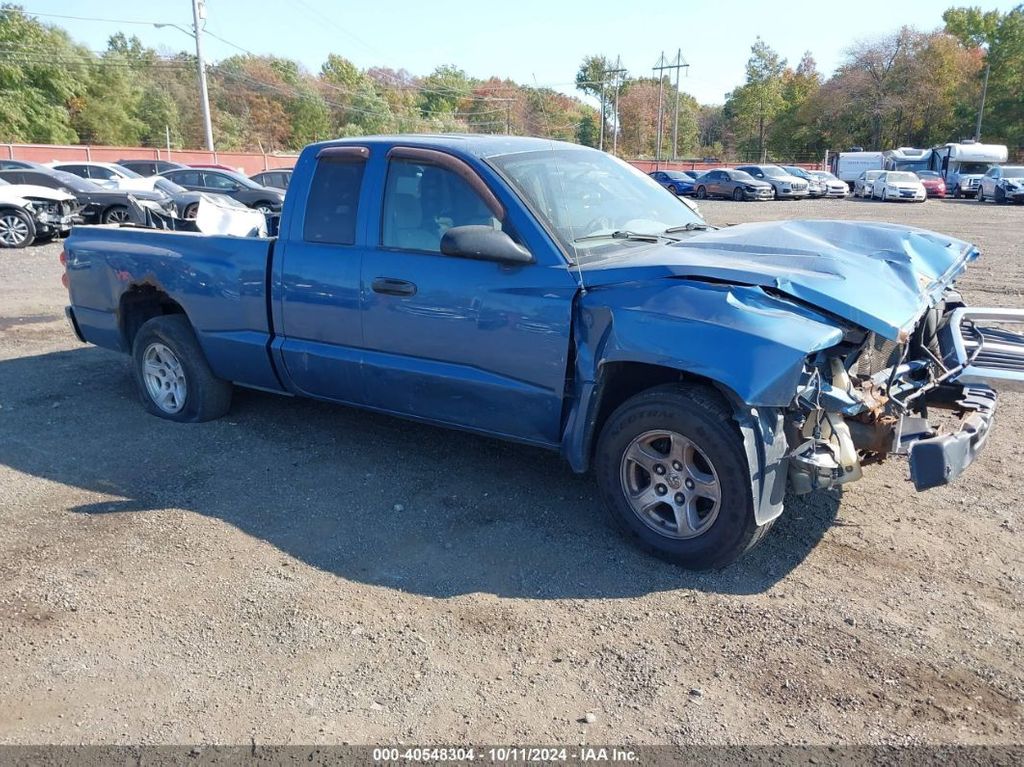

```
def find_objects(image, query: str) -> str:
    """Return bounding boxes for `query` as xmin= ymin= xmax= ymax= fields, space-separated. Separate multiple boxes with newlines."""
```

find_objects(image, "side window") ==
xmin=172 ymin=170 xmax=201 ymax=186
xmin=58 ymin=164 xmax=85 ymax=177
xmin=303 ymin=157 xmax=366 ymax=245
xmin=91 ymin=166 xmax=116 ymax=180
xmin=202 ymin=172 xmax=237 ymax=190
xmin=381 ymin=158 xmax=501 ymax=254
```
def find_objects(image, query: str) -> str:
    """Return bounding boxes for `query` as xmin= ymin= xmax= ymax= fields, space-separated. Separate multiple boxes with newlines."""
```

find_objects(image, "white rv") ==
xmin=830 ymin=151 xmax=885 ymax=187
xmin=930 ymin=141 xmax=1008 ymax=198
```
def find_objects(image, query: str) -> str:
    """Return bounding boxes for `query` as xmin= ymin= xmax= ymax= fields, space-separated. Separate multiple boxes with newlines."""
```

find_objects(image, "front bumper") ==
xmin=775 ymin=188 xmax=809 ymax=198
xmin=908 ymin=386 xmax=996 ymax=490
xmin=743 ymin=188 xmax=774 ymax=200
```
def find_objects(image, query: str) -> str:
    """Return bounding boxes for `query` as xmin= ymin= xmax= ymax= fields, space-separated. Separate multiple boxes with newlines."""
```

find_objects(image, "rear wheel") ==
xmin=595 ymin=384 xmax=771 ymax=569
xmin=732 ymin=187 xmax=744 ymax=201
xmin=131 ymin=315 xmax=232 ymax=423
xmin=0 ymin=208 xmax=35 ymax=248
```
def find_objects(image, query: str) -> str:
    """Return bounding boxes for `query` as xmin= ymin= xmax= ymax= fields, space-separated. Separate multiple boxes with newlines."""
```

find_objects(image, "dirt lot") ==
xmin=0 ymin=197 xmax=1022 ymax=746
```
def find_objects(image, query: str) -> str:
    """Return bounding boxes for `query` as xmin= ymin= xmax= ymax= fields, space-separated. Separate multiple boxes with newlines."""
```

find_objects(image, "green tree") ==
xmin=418 ymin=64 xmax=474 ymax=116
xmin=726 ymin=37 xmax=787 ymax=160
xmin=944 ymin=5 xmax=1024 ymax=148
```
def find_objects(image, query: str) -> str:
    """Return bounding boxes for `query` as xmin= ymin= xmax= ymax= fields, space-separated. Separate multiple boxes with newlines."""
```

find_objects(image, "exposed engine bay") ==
xmin=786 ymin=291 xmax=1023 ymax=493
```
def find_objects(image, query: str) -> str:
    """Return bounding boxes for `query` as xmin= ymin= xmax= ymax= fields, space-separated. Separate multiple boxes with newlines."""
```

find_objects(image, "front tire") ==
xmin=131 ymin=315 xmax=233 ymax=423
xmin=732 ymin=187 xmax=744 ymax=201
xmin=695 ymin=186 xmax=707 ymax=200
xmin=595 ymin=384 xmax=770 ymax=569
xmin=102 ymin=205 xmax=131 ymax=225
xmin=0 ymin=208 xmax=35 ymax=248
xmin=977 ymin=188 xmax=985 ymax=203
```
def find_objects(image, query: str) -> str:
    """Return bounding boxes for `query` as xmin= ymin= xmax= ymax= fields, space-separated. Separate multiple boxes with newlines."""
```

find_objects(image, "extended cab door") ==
xmin=357 ymin=147 xmax=577 ymax=446
xmin=274 ymin=146 xmax=371 ymax=402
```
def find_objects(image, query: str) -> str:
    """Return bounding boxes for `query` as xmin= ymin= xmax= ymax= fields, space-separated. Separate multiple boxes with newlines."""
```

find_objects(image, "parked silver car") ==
xmin=977 ymin=165 xmax=1024 ymax=204
xmin=783 ymin=166 xmax=827 ymax=197
xmin=810 ymin=170 xmax=849 ymax=197
xmin=735 ymin=164 xmax=809 ymax=199
xmin=693 ymin=168 xmax=773 ymax=201
xmin=853 ymin=170 xmax=883 ymax=198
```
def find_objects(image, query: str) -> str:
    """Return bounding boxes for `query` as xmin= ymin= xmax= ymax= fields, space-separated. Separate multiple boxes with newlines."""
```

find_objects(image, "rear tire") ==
xmin=0 ymin=208 xmax=35 ymax=248
xmin=131 ymin=315 xmax=232 ymax=423
xmin=595 ymin=383 xmax=771 ymax=569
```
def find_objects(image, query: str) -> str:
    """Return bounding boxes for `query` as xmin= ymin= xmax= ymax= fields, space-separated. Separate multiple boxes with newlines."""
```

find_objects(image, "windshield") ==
xmin=153 ymin=177 xmax=186 ymax=194
xmin=761 ymin=166 xmax=789 ymax=178
xmin=218 ymin=170 xmax=261 ymax=188
xmin=864 ymin=171 xmax=882 ymax=181
xmin=812 ymin=171 xmax=840 ymax=182
xmin=490 ymin=148 xmax=703 ymax=258
xmin=729 ymin=170 xmax=757 ymax=182
xmin=51 ymin=170 xmax=101 ymax=192
xmin=958 ymin=162 xmax=992 ymax=174
xmin=664 ymin=171 xmax=691 ymax=180
xmin=1001 ymin=166 xmax=1024 ymax=177
xmin=783 ymin=166 xmax=810 ymax=179
xmin=887 ymin=172 xmax=918 ymax=183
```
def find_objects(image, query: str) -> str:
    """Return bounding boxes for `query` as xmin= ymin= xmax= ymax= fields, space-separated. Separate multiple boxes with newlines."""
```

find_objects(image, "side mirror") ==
xmin=440 ymin=225 xmax=533 ymax=264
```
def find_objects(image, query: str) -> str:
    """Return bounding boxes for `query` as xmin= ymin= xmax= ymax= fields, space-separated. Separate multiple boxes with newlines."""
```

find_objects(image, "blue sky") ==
xmin=19 ymin=0 xmax=1021 ymax=107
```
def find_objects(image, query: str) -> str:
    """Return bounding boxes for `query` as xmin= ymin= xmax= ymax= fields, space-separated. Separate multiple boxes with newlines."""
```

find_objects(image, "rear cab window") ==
xmin=303 ymin=147 xmax=369 ymax=245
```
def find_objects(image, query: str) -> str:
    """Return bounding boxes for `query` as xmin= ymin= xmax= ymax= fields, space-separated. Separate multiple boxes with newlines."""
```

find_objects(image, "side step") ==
xmin=944 ymin=307 xmax=1024 ymax=392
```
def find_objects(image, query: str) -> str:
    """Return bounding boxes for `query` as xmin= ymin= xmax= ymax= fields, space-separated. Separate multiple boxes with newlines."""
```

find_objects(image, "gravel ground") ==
xmin=0 ymin=197 xmax=1021 ymax=746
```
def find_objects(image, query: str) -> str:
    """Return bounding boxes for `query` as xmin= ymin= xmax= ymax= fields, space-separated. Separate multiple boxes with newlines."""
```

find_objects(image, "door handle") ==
xmin=371 ymin=277 xmax=417 ymax=297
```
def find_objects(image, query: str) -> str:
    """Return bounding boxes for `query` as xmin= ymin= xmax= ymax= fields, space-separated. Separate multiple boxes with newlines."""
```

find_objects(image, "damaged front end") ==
xmin=787 ymin=295 xmax=1023 ymax=494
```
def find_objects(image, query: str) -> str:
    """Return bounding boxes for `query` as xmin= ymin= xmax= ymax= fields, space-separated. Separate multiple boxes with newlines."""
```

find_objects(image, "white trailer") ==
xmin=830 ymin=151 xmax=885 ymax=187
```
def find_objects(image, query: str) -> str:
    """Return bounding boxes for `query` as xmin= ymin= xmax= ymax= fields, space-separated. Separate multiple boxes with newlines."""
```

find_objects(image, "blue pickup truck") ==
xmin=62 ymin=135 xmax=1024 ymax=569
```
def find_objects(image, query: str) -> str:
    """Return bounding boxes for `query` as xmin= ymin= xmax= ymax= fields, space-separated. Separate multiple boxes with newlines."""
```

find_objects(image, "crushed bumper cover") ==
xmin=908 ymin=386 xmax=996 ymax=490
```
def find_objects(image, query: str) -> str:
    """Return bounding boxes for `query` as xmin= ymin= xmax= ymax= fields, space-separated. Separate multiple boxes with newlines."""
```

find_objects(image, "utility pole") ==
xmin=599 ymin=76 xmax=606 ymax=151
xmin=192 ymin=0 xmax=215 ymax=152
xmin=608 ymin=57 xmax=626 ymax=155
xmin=653 ymin=50 xmax=688 ymax=162
xmin=974 ymin=55 xmax=990 ymax=142
xmin=653 ymin=52 xmax=666 ymax=165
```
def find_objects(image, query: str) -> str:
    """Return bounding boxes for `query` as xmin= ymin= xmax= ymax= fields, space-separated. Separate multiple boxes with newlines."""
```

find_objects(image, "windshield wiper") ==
xmin=573 ymin=229 xmax=676 ymax=244
xmin=664 ymin=222 xmax=713 ymax=233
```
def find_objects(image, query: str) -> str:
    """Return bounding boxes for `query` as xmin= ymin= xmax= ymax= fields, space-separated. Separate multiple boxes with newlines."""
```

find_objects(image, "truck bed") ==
xmin=65 ymin=226 xmax=282 ymax=391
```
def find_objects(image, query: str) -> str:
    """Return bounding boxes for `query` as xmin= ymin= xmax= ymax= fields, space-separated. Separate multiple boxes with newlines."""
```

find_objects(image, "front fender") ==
xmin=561 ymin=280 xmax=844 ymax=476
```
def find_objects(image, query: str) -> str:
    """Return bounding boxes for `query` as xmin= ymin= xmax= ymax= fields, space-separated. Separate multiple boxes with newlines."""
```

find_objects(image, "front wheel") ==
xmin=131 ymin=315 xmax=233 ymax=422
xmin=254 ymin=202 xmax=275 ymax=215
xmin=595 ymin=384 xmax=771 ymax=569
xmin=977 ymin=188 xmax=985 ymax=203
xmin=695 ymin=186 xmax=707 ymax=200
xmin=732 ymin=187 xmax=744 ymax=201
xmin=102 ymin=205 xmax=131 ymax=225
xmin=0 ymin=208 xmax=36 ymax=248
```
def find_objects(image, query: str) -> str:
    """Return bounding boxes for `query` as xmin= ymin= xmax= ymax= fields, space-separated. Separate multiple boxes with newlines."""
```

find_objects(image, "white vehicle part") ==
xmin=194 ymin=196 xmax=267 ymax=237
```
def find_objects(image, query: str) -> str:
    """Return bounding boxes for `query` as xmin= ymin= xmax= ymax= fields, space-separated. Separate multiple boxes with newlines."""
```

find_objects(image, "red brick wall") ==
xmin=2 ymin=142 xmax=823 ymax=176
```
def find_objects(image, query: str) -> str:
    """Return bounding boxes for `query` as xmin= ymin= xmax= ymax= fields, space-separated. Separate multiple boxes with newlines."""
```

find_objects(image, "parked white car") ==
xmin=871 ymin=171 xmax=927 ymax=202
xmin=0 ymin=178 xmax=77 ymax=248
xmin=853 ymin=170 xmax=883 ymax=198
xmin=48 ymin=161 xmax=144 ymax=188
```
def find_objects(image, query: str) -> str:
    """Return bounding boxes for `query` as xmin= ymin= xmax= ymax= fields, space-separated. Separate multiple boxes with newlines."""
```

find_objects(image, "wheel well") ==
xmin=588 ymin=362 xmax=737 ymax=461
xmin=119 ymin=286 xmax=186 ymax=350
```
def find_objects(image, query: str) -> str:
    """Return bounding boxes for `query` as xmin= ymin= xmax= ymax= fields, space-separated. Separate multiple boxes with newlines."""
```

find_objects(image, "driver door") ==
xmin=358 ymin=148 xmax=577 ymax=446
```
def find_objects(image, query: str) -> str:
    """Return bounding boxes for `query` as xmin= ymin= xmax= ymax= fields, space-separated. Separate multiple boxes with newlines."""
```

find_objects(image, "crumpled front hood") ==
xmin=578 ymin=219 xmax=977 ymax=340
